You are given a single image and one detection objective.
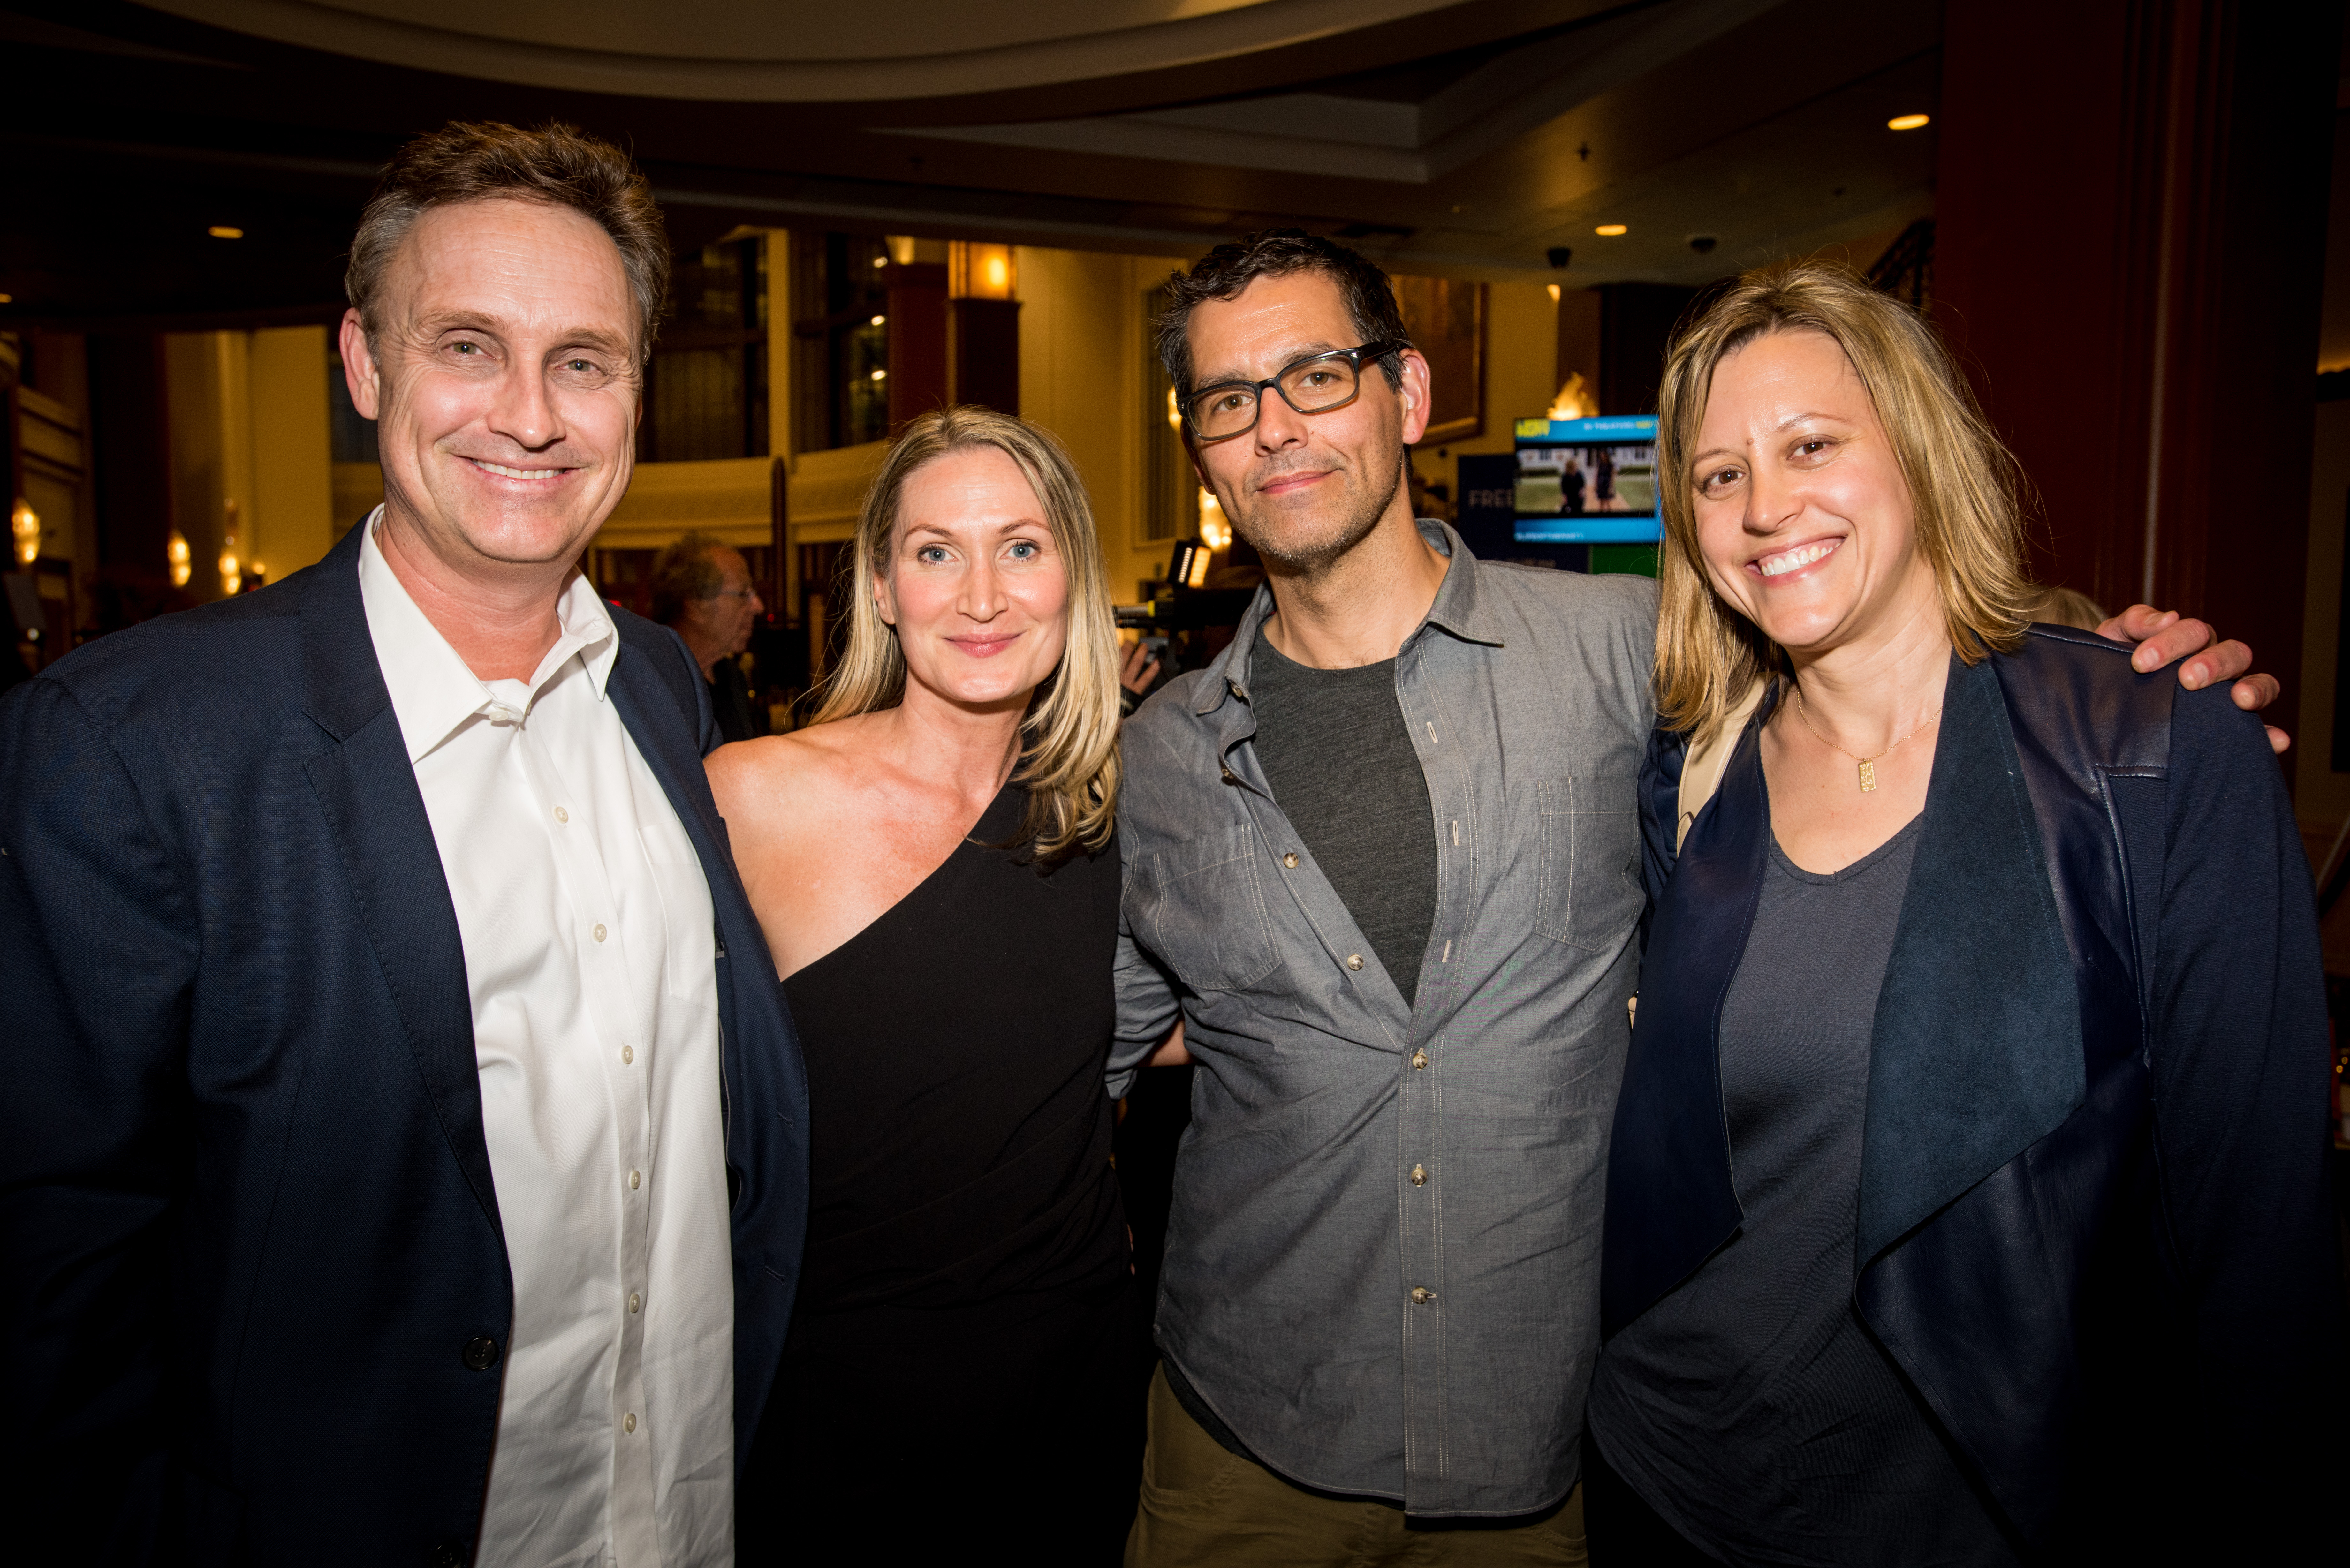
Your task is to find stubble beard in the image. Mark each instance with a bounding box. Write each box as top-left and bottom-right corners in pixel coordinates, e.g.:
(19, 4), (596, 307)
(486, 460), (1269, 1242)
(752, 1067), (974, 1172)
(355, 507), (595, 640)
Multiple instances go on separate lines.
(1225, 455), (1405, 578)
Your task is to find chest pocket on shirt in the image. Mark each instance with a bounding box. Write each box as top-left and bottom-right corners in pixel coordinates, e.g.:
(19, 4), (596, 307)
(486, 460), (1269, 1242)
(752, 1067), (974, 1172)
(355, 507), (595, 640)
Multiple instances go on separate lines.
(1139, 824), (1280, 992)
(1533, 776), (1643, 952)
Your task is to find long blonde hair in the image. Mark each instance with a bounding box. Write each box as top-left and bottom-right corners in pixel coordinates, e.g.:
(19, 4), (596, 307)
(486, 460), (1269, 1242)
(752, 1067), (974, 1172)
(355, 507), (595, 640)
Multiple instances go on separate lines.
(811, 405), (1122, 863)
(1655, 260), (2037, 740)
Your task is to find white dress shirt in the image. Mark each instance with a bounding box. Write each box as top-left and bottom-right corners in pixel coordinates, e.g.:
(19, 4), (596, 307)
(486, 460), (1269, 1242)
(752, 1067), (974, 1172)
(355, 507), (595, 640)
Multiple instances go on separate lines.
(358, 512), (733, 1568)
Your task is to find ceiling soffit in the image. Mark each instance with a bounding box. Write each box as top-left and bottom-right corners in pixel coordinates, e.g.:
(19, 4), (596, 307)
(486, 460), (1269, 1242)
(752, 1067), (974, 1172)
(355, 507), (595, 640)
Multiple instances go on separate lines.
(139, 0), (1497, 100)
(892, 0), (1779, 183)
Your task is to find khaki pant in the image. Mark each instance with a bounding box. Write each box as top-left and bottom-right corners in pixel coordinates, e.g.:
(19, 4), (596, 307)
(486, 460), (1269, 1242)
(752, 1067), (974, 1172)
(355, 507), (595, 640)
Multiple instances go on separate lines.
(1125, 1364), (1588, 1568)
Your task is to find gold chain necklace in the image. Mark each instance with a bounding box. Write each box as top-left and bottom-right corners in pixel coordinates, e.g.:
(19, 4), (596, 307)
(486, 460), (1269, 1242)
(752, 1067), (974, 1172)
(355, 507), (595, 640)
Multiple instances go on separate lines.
(1789, 683), (1941, 793)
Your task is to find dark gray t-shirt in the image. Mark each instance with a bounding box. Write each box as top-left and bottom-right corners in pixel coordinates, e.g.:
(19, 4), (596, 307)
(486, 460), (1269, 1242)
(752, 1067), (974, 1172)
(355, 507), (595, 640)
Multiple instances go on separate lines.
(1588, 816), (2020, 1566)
(1243, 629), (1439, 1006)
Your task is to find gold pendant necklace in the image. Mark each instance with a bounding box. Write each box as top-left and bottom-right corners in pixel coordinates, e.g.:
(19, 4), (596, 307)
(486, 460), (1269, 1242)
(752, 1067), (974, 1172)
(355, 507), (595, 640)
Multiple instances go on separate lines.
(1790, 684), (1941, 793)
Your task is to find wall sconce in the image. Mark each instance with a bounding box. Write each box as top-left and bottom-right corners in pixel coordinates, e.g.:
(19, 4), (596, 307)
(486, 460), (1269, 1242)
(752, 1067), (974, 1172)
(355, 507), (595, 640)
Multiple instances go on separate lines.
(949, 242), (1016, 300)
(10, 497), (38, 566)
(1197, 487), (1232, 553)
(167, 529), (193, 587)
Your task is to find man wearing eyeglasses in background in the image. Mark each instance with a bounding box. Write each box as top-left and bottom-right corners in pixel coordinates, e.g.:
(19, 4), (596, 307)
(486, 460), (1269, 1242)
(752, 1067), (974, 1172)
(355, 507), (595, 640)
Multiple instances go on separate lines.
(1107, 230), (2270, 1567)
(653, 531), (769, 743)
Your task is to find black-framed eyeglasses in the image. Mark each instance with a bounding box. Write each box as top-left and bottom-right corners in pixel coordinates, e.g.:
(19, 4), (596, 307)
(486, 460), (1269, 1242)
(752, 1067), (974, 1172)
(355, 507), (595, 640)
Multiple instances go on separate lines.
(1182, 340), (1405, 445)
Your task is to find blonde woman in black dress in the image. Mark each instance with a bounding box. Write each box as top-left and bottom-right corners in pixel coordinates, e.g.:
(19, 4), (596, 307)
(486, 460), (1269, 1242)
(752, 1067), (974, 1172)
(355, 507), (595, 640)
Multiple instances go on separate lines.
(709, 407), (1133, 1561)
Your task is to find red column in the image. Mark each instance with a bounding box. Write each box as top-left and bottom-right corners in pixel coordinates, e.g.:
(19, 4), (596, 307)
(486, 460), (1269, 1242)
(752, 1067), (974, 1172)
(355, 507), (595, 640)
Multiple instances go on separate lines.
(1934, 0), (2338, 744)
(881, 261), (948, 431)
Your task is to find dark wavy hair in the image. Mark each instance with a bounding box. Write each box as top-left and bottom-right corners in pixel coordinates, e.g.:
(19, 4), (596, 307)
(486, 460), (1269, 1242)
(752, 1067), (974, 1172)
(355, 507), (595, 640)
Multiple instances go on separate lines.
(1154, 229), (1411, 402)
(345, 121), (668, 365)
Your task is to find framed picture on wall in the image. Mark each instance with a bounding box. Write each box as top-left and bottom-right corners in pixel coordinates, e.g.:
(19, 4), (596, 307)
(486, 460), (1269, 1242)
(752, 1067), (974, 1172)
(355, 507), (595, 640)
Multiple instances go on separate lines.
(1392, 276), (1486, 446)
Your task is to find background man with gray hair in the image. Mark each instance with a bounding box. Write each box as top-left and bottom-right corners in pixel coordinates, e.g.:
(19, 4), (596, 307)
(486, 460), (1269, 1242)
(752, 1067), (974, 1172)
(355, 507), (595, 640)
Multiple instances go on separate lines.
(652, 530), (770, 744)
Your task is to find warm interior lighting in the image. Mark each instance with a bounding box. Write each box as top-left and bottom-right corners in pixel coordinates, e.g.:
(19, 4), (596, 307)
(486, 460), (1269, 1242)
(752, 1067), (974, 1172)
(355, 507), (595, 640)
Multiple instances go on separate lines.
(0, 293), (13, 305)
(1887, 113), (1931, 131)
(1595, 223), (1628, 237)
(219, 532), (242, 596)
(1197, 489), (1232, 553)
(1546, 283), (1562, 302)
(167, 529), (192, 587)
(11, 497), (39, 566)
(208, 225), (244, 239)
(1185, 544), (1213, 589)
(869, 314), (886, 326)
(871, 254), (888, 268)
(949, 242), (1017, 300)
(1166, 386), (1183, 433)
(870, 368), (887, 381)
(248, 561), (267, 582)
(1547, 372), (1596, 422)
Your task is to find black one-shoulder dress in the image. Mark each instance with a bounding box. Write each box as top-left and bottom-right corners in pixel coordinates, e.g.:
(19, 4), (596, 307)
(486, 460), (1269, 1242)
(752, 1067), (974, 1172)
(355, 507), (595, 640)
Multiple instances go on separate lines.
(738, 785), (1133, 1562)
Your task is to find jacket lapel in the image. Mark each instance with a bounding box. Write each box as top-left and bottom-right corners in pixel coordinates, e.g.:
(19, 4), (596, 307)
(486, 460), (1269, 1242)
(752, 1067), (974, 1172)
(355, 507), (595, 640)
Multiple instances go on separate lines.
(1857, 655), (2086, 1263)
(295, 525), (501, 1237)
(1600, 688), (1776, 1338)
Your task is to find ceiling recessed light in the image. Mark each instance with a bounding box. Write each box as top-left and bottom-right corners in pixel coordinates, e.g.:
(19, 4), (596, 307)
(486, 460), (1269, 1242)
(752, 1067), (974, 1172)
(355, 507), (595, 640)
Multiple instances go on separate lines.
(209, 225), (244, 239)
(1887, 113), (1931, 131)
(1595, 224), (1628, 237)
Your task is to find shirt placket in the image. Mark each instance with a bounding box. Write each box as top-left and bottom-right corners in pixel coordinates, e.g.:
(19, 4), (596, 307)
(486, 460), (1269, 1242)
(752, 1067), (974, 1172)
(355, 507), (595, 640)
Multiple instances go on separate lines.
(1391, 629), (1477, 1509)
(508, 712), (662, 1568)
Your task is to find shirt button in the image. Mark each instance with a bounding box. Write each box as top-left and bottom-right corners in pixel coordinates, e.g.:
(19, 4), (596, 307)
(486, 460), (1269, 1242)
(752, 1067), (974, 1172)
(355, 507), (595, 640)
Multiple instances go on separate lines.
(554, 806), (568, 824)
(593, 923), (607, 943)
(629, 1169), (641, 1190)
(623, 1413), (637, 1434)
(1410, 1163), (1426, 1187)
(1411, 1049), (1429, 1070)
(629, 1292), (642, 1315)
(1345, 954), (1364, 971)
(461, 1336), (501, 1371)
(1411, 1287), (1435, 1304)
(1282, 852), (1299, 869)
(621, 1044), (634, 1065)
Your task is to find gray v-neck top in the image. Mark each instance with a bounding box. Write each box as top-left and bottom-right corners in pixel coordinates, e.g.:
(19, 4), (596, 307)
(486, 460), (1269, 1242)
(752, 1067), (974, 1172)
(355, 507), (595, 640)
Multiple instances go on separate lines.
(1589, 815), (2022, 1566)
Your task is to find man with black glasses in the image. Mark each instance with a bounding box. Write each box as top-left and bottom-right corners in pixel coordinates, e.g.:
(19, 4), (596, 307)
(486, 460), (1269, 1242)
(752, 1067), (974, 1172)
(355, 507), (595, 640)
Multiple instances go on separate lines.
(1107, 230), (2265, 1565)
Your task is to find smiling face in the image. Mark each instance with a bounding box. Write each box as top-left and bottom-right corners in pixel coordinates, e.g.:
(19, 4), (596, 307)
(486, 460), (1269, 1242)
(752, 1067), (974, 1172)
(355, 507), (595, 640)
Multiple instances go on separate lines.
(341, 196), (641, 577)
(875, 445), (1071, 712)
(1183, 269), (1429, 573)
(1690, 328), (1938, 658)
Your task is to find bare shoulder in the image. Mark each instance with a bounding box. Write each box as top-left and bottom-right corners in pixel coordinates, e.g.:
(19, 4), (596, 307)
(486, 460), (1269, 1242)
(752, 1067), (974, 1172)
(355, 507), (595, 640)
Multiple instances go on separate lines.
(706, 713), (895, 822)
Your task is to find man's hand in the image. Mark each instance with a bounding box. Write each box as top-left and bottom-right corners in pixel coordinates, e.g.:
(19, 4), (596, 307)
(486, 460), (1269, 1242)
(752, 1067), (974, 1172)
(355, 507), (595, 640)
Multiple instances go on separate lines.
(2098, 604), (2288, 755)
(1120, 640), (1162, 700)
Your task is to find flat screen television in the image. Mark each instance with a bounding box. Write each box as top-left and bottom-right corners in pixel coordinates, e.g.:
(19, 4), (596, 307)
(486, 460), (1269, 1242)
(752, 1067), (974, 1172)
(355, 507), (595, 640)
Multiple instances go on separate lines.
(1511, 416), (1662, 544)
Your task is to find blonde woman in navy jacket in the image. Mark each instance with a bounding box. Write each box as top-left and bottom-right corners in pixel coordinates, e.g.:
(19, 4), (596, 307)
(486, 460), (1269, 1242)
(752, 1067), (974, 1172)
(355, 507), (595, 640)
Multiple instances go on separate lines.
(1587, 262), (2339, 1566)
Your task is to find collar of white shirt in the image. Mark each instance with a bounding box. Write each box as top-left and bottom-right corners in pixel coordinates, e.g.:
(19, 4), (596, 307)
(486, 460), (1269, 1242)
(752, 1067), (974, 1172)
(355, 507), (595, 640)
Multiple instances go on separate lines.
(355, 506), (620, 765)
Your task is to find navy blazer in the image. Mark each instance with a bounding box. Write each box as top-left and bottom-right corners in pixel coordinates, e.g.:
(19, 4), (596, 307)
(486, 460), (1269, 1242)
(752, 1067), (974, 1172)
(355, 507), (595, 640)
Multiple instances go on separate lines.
(0, 523), (808, 1565)
(1606, 628), (2339, 1553)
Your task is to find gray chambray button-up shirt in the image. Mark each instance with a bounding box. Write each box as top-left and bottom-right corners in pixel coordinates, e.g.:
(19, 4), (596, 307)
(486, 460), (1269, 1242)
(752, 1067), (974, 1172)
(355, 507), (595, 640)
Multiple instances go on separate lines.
(1109, 521), (1662, 1518)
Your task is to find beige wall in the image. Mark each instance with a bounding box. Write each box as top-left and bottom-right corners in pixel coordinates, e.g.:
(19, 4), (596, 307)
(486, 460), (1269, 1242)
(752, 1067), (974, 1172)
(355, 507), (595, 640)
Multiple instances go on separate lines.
(1414, 279), (1564, 508)
(164, 325), (338, 599)
(248, 327), (336, 578)
(1016, 245), (1192, 602)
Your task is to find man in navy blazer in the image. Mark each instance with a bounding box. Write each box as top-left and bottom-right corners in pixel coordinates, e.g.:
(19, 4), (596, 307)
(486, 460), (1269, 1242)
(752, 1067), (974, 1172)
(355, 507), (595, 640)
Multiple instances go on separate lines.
(0, 124), (806, 1565)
